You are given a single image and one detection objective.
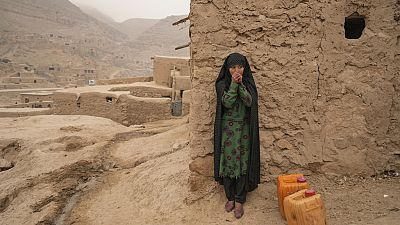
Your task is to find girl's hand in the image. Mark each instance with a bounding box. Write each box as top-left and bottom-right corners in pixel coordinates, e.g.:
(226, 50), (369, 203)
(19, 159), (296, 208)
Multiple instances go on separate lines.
(232, 72), (242, 83)
(237, 75), (243, 84)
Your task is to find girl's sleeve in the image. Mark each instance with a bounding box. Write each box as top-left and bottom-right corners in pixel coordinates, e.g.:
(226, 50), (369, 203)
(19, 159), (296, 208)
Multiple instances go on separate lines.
(238, 84), (252, 107)
(222, 81), (239, 109)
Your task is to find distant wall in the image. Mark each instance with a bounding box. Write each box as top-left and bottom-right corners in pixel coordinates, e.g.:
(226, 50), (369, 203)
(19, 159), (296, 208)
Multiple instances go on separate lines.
(125, 95), (172, 125)
(96, 76), (153, 85)
(3, 101), (53, 109)
(109, 85), (172, 98)
(0, 108), (52, 117)
(0, 91), (21, 106)
(52, 91), (172, 126)
(175, 76), (191, 91)
(129, 87), (172, 98)
(0, 84), (29, 90)
(182, 90), (191, 116)
(20, 93), (53, 103)
(3, 73), (49, 86)
(0, 88), (61, 106)
(153, 56), (191, 87)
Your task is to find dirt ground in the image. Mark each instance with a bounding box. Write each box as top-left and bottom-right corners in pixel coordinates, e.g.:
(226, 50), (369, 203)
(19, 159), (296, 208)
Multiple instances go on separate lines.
(0, 115), (399, 225)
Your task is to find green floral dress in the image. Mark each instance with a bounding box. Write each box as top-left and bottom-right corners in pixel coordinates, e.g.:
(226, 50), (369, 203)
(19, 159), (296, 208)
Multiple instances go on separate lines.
(219, 81), (252, 178)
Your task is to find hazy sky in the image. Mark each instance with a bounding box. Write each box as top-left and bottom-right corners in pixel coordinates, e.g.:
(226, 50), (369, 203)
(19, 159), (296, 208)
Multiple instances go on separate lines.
(70, 0), (190, 22)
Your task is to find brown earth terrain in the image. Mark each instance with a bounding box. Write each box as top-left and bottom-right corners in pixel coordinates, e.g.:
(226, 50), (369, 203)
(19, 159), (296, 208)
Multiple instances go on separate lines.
(0, 0), (189, 85)
(0, 115), (398, 225)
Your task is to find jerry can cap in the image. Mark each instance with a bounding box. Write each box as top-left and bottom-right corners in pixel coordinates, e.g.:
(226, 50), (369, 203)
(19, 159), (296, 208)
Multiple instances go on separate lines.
(297, 177), (307, 183)
(305, 189), (316, 197)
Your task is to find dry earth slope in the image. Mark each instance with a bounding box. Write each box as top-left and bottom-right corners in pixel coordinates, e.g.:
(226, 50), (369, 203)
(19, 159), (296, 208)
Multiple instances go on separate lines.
(1, 115), (398, 225)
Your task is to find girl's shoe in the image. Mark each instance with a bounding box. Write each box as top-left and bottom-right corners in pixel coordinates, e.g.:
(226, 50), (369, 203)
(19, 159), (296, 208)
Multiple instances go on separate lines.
(225, 201), (235, 212)
(234, 204), (244, 219)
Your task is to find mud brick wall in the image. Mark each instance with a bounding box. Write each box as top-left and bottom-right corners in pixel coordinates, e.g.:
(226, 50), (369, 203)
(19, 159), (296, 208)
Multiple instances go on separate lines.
(53, 92), (172, 126)
(188, 0), (400, 193)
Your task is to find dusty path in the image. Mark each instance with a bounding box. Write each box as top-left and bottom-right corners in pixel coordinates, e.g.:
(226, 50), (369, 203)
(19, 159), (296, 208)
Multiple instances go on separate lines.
(0, 115), (399, 225)
(66, 118), (399, 225)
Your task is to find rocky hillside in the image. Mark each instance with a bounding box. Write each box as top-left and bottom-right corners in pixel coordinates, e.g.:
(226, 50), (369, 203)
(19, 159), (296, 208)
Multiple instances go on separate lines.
(0, 0), (131, 80)
(0, 0), (189, 82)
(77, 4), (160, 40)
(128, 15), (190, 60)
(119, 18), (160, 40)
(77, 4), (190, 65)
(0, 0), (126, 40)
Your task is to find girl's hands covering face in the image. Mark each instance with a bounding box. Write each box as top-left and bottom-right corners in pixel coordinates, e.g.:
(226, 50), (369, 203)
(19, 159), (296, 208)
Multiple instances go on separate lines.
(229, 65), (244, 84)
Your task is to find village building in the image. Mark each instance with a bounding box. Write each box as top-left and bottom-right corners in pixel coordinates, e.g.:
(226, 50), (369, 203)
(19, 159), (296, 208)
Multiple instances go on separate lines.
(1, 70), (52, 89)
(0, 87), (61, 109)
(20, 91), (52, 103)
(153, 55), (191, 87)
(49, 56), (192, 124)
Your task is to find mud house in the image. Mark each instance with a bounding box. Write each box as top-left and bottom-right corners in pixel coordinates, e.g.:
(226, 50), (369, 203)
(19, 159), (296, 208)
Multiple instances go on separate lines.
(1, 71), (51, 89)
(20, 91), (53, 104)
(153, 56), (191, 87)
(0, 88), (61, 106)
(153, 56), (192, 115)
(96, 76), (153, 85)
(52, 55), (193, 125)
(188, 0), (400, 193)
(52, 84), (173, 126)
(16, 63), (34, 72)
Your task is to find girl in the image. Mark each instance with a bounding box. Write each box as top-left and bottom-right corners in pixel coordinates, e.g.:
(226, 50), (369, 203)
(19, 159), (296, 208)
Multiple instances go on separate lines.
(214, 53), (260, 219)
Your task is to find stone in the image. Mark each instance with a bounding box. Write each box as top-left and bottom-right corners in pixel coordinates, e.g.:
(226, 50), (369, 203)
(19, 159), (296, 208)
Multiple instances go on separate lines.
(275, 139), (293, 150)
(0, 159), (13, 171)
(260, 130), (274, 148)
(272, 130), (284, 139)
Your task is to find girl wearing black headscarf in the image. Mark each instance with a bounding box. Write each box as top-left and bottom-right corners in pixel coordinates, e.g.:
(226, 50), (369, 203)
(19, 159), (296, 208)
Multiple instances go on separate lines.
(214, 53), (260, 219)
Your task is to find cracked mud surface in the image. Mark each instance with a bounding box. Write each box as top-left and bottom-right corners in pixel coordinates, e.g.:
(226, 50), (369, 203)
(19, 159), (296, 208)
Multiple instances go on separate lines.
(0, 115), (399, 225)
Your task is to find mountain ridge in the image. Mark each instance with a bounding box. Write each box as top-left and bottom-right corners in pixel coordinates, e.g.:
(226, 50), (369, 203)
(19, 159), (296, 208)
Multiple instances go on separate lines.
(0, 0), (189, 85)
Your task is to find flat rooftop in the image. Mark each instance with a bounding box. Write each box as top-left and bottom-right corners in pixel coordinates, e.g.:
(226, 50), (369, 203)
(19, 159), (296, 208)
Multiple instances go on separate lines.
(154, 55), (190, 60)
(20, 92), (54, 96)
(0, 108), (50, 112)
(55, 82), (171, 96)
(0, 88), (62, 93)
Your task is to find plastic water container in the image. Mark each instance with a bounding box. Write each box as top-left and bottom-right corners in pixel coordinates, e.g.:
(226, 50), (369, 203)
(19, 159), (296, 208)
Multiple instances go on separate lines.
(284, 189), (326, 225)
(277, 174), (310, 219)
(171, 100), (182, 116)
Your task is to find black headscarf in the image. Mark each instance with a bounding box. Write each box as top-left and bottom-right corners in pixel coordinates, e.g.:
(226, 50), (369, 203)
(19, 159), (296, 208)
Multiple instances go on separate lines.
(214, 52), (260, 192)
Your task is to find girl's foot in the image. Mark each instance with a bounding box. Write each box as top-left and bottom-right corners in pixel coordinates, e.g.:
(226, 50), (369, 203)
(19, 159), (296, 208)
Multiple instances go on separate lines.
(234, 202), (244, 219)
(225, 201), (235, 212)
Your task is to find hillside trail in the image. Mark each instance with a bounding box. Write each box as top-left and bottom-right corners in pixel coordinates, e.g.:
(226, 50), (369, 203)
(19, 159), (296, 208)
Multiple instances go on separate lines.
(64, 118), (399, 225)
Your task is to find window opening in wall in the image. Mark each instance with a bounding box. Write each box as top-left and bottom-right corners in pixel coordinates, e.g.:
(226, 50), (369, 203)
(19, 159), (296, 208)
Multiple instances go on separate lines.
(25, 98), (29, 103)
(345, 12), (365, 39)
(34, 80), (36, 83)
(106, 97), (113, 103)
